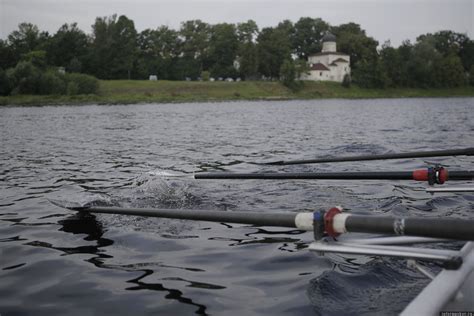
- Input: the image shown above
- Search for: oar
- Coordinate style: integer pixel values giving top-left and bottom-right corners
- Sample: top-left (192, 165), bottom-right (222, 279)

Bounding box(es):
top-left (61, 205), bottom-right (474, 241)
top-left (194, 168), bottom-right (474, 185)
top-left (426, 187), bottom-right (474, 193)
top-left (262, 147), bottom-right (474, 165)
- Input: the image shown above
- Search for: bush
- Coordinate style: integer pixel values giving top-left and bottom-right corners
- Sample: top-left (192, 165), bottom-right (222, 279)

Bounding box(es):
top-left (66, 81), bottom-right (79, 95)
top-left (38, 71), bottom-right (66, 95)
top-left (469, 65), bottom-right (474, 86)
top-left (9, 61), bottom-right (41, 94)
top-left (21, 50), bottom-right (47, 69)
top-left (201, 71), bottom-right (210, 81)
top-left (280, 60), bottom-right (294, 84)
top-left (342, 74), bottom-right (351, 88)
top-left (0, 68), bottom-right (12, 96)
top-left (280, 59), bottom-right (304, 92)
top-left (65, 73), bottom-right (99, 94)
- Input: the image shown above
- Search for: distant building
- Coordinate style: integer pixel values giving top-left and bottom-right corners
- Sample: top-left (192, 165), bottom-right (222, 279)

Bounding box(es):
top-left (301, 33), bottom-right (350, 82)
top-left (149, 75), bottom-right (158, 81)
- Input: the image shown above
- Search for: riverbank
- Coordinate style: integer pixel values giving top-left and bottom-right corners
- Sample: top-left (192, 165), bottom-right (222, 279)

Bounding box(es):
top-left (1, 80), bottom-right (474, 106)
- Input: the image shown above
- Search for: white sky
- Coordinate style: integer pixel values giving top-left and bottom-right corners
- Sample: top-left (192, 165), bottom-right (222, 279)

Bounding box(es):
top-left (1, 0), bottom-right (473, 46)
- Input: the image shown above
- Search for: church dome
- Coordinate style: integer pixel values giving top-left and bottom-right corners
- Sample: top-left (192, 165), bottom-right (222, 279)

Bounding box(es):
top-left (322, 32), bottom-right (336, 42)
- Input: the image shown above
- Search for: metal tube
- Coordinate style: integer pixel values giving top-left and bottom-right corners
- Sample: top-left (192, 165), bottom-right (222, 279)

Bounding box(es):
top-left (401, 242), bottom-right (474, 315)
top-left (308, 242), bottom-right (463, 268)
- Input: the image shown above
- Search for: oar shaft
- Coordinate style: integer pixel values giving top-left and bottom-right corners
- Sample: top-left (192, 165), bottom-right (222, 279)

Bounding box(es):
top-left (196, 171), bottom-right (413, 180)
top-left (195, 169), bottom-right (474, 183)
top-left (449, 171), bottom-right (474, 180)
top-left (321, 208), bottom-right (474, 241)
top-left (344, 216), bottom-right (474, 240)
top-left (65, 206), bottom-right (474, 241)
top-left (73, 206), bottom-right (298, 228)
top-left (265, 147), bottom-right (474, 165)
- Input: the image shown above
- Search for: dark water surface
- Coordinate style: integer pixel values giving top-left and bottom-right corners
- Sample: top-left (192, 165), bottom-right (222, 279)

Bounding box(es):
top-left (1, 98), bottom-right (473, 315)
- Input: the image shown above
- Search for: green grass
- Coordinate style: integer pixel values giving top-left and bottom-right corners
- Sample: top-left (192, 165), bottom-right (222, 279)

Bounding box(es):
top-left (1, 80), bottom-right (474, 106)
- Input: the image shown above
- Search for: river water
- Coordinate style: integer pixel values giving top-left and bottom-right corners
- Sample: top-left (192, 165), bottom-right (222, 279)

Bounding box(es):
top-left (1, 98), bottom-right (473, 315)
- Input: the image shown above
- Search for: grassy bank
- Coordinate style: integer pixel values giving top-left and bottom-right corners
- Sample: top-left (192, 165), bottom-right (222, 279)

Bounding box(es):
top-left (1, 80), bottom-right (474, 106)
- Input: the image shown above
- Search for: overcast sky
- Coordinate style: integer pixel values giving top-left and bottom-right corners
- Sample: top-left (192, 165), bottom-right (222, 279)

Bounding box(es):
top-left (1, 0), bottom-right (472, 46)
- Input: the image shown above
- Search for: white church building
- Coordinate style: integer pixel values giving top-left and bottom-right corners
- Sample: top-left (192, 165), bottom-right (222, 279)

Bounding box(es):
top-left (301, 33), bottom-right (350, 82)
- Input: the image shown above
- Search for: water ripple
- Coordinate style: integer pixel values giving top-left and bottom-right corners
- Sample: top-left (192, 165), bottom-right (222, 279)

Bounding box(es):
top-left (0, 98), bottom-right (473, 315)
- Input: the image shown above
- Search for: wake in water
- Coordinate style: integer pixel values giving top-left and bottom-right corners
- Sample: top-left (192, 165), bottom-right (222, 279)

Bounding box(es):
top-left (50, 169), bottom-right (233, 235)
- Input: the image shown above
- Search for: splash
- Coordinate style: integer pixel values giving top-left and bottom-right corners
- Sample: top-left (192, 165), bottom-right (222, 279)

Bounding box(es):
top-left (48, 193), bottom-right (115, 209)
top-left (129, 169), bottom-right (201, 209)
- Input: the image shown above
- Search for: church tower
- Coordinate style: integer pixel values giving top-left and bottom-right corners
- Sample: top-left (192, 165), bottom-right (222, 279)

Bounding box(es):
top-left (321, 32), bottom-right (337, 53)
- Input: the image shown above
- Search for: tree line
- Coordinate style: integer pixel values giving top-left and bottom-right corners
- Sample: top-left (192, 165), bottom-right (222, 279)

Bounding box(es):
top-left (1, 15), bottom-right (473, 96)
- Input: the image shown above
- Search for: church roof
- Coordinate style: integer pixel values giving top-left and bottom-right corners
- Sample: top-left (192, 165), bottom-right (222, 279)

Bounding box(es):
top-left (310, 63), bottom-right (330, 71)
top-left (322, 32), bottom-right (336, 42)
top-left (309, 52), bottom-right (349, 57)
top-left (333, 58), bottom-right (349, 63)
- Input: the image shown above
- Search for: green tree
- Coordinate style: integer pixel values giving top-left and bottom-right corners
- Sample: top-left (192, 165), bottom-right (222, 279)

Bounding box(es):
top-left (47, 23), bottom-right (89, 71)
top-left (332, 22), bottom-right (379, 68)
top-left (237, 20), bottom-right (258, 43)
top-left (0, 68), bottom-right (12, 96)
top-left (89, 15), bottom-right (138, 79)
top-left (331, 23), bottom-right (380, 88)
top-left (257, 27), bottom-right (292, 79)
top-left (179, 20), bottom-right (211, 79)
top-left (294, 59), bottom-right (310, 78)
top-left (8, 23), bottom-right (41, 53)
top-left (0, 39), bottom-right (17, 70)
top-left (459, 40), bottom-right (474, 72)
top-left (88, 15), bottom-right (117, 78)
top-left (395, 40), bottom-right (414, 87)
top-left (407, 38), bottom-right (442, 88)
top-left (417, 31), bottom-right (468, 57)
top-left (276, 20), bottom-right (295, 39)
top-left (7, 23), bottom-right (49, 65)
top-left (433, 54), bottom-right (465, 87)
top-left (292, 17), bottom-right (330, 59)
top-left (379, 41), bottom-right (407, 87)
top-left (469, 65), bottom-right (474, 86)
top-left (113, 15), bottom-right (138, 79)
top-left (68, 57), bottom-right (82, 73)
top-left (353, 59), bottom-right (389, 88)
top-left (21, 50), bottom-right (47, 69)
top-left (414, 31), bottom-right (472, 82)
top-left (280, 59), bottom-right (294, 84)
top-left (135, 26), bottom-right (181, 79)
top-left (238, 42), bottom-right (258, 79)
top-left (208, 23), bottom-right (239, 78)
top-left (279, 59), bottom-right (303, 91)
top-left (237, 20), bottom-right (259, 79)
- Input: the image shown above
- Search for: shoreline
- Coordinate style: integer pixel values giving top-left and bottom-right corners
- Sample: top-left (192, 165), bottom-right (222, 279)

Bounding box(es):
top-left (1, 80), bottom-right (474, 106)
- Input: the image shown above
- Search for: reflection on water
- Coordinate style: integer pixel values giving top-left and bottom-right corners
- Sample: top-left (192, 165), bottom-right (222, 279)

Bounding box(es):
top-left (0, 98), bottom-right (473, 315)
